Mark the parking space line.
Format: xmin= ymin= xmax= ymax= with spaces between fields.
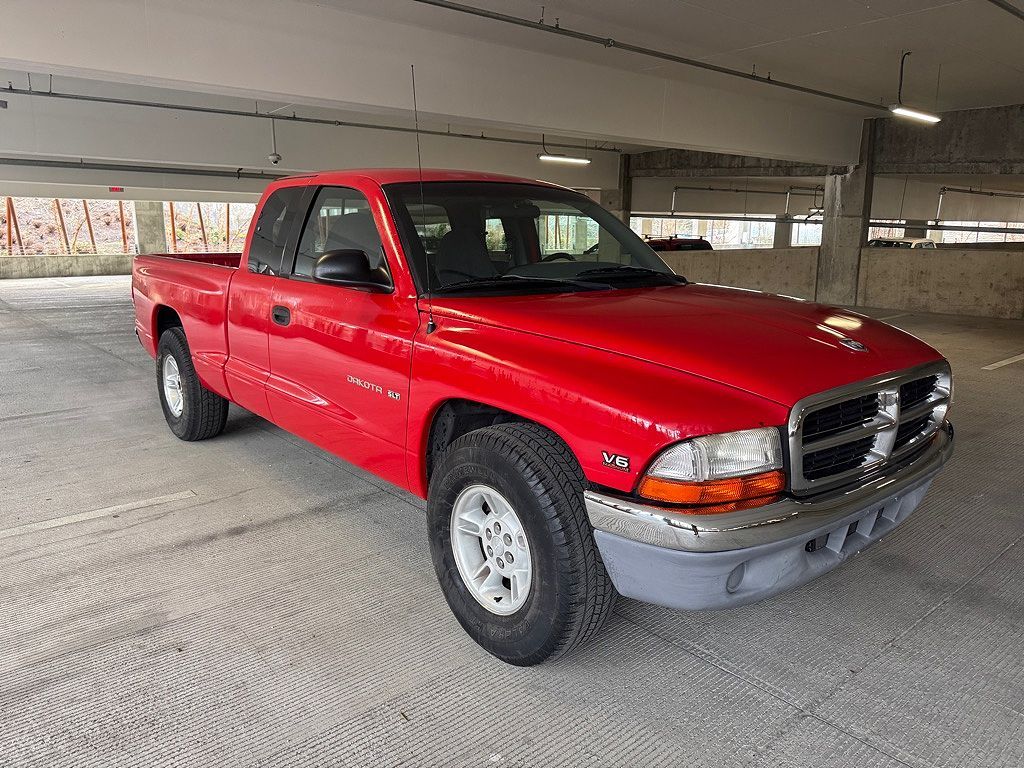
xmin=0 ymin=490 xmax=196 ymax=540
xmin=876 ymin=312 xmax=912 ymax=321
xmin=982 ymin=352 xmax=1024 ymax=371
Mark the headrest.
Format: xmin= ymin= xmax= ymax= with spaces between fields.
xmin=325 ymin=210 xmax=380 ymax=257
xmin=434 ymin=228 xmax=496 ymax=280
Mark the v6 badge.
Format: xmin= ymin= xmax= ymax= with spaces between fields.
xmin=601 ymin=451 xmax=630 ymax=472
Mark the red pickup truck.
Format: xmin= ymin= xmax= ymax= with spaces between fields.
xmin=133 ymin=169 xmax=954 ymax=665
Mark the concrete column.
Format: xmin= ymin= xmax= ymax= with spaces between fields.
xmin=615 ymin=154 xmax=633 ymax=225
xmin=600 ymin=188 xmax=626 ymax=223
xmin=904 ymin=219 xmax=929 ymax=239
xmin=132 ymin=201 xmax=168 ymax=254
xmin=816 ymin=122 xmax=874 ymax=305
xmin=773 ymin=219 xmax=793 ymax=248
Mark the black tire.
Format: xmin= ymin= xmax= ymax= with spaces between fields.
xmin=428 ymin=422 xmax=616 ymax=665
xmin=156 ymin=327 xmax=229 ymax=441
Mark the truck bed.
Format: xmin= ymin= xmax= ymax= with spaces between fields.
xmin=132 ymin=252 xmax=243 ymax=397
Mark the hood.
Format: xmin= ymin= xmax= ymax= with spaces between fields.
xmin=431 ymin=284 xmax=942 ymax=407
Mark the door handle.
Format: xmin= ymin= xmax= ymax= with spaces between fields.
xmin=271 ymin=305 xmax=291 ymax=326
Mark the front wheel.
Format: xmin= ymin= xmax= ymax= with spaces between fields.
xmin=427 ymin=423 xmax=616 ymax=665
xmin=156 ymin=327 xmax=229 ymax=441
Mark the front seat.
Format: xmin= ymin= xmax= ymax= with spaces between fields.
xmin=325 ymin=210 xmax=384 ymax=267
xmin=434 ymin=228 xmax=497 ymax=284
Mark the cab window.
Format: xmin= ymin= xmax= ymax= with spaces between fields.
xmin=293 ymin=187 xmax=386 ymax=279
xmin=248 ymin=186 xmax=304 ymax=275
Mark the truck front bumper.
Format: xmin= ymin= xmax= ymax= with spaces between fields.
xmin=585 ymin=422 xmax=954 ymax=611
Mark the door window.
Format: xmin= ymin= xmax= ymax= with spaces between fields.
xmin=248 ymin=186 xmax=305 ymax=275
xmin=293 ymin=187 xmax=386 ymax=279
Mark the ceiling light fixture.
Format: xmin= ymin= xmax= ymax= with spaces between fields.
xmin=537 ymin=134 xmax=591 ymax=165
xmin=890 ymin=51 xmax=941 ymax=124
xmin=889 ymin=105 xmax=941 ymax=123
xmin=537 ymin=153 xmax=592 ymax=165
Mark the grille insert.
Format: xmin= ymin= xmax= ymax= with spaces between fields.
xmin=900 ymin=375 xmax=938 ymax=412
xmin=802 ymin=393 xmax=879 ymax=443
xmin=895 ymin=414 xmax=932 ymax=450
xmin=803 ymin=436 xmax=875 ymax=480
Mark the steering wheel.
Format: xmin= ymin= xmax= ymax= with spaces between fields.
xmin=540 ymin=252 xmax=577 ymax=263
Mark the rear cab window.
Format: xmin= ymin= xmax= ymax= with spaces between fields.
xmin=248 ymin=186 xmax=306 ymax=275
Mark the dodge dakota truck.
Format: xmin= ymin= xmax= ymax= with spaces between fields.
xmin=132 ymin=169 xmax=954 ymax=665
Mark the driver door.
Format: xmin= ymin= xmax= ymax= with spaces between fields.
xmin=265 ymin=186 xmax=418 ymax=488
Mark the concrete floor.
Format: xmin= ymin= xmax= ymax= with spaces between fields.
xmin=1 ymin=275 xmax=1022 ymax=768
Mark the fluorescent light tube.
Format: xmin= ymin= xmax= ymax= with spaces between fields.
xmin=889 ymin=105 xmax=941 ymax=123
xmin=537 ymin=153 xmax=591 ymax=165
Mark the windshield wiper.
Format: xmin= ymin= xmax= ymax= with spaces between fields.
xmin=576 ymin=265 xmax=687 ymax=284
xmin=429 ymin=274 xmax=607 ymax=295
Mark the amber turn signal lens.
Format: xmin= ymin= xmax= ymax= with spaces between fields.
xmin=637 ymin=470 xmax=786 ymax=508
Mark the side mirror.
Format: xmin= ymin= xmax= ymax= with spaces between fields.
xmin=312 ymin=249 xmax=392 ymax=292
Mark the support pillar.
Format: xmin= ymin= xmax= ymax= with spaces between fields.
xmin=904 ymin=219 xmax=929 ymax=239
xmin=773 ymin=219 xmax=793 ymax=248
xmin=133 ymin=200 xmax=168 ymax=254
xmin=614 ymin=153 xmax=630 ymax=225
xmin=816 ymin=122 xmax=874 ymax=305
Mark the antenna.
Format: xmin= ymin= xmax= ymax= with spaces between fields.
xmin=411 ymin=64 xmax=436 ymax=334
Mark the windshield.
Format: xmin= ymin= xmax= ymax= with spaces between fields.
xmin=385 ymin=181 xmax=680 ymax=295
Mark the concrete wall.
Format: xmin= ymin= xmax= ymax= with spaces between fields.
xmin=857 ymin=247 xmax=1024 ymax=319
xmin=0 ymin=254 xmax=133 ymax=279
xmin=631 ymin=177 xmax=823 ymax=216
xmin=660 ymin=247 xmax=819 ymax=300
xmin=659 ymin=245 xmax=1023 ymax=319
xmin=632 ymin=172 xmax=1024 ymax=224
xmin=872 ymin=176 xmax=1024 ymax=223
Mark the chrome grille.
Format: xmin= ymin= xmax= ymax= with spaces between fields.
xmin=789 ymin=362 xmax=951 ymax=494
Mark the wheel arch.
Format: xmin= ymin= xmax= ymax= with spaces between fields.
xmin=419 ymin=398 xmax=580 ymax=493
xmin=154 ymin=305 xmax=184 ymax=341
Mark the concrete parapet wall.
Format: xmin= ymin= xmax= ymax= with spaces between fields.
xmin=0 ymin=254 xmax=133 ymax=279
xmin=857 ymin=247 xmax=1024 ymax=319
xmin=661 ymin=247 xmax=819 ymax=300
xmin=664 ymin=246 xmax=1023 ymax=319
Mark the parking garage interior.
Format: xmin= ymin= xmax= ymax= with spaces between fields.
xmin=2 ymin=1 xmax=1023 ymax=766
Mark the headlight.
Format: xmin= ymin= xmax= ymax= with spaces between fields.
xmin=638 ymin=427 xmax=785 ymax=510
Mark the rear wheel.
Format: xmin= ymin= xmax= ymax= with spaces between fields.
xmin=156 ymin=327 xmax=229 ymax=441
xmin=428 ymin=423 xmax=616 ymax=665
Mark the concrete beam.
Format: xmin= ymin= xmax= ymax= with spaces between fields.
xmin=630 ymin=148 xmax=833 ymax=179
xmin=874 ymin=104 xmax=1024 ymax=175
xmin=0 ymin=0 xmax=866 ymax=164
xmin=0 ymin=84 xmax=619 ymax=195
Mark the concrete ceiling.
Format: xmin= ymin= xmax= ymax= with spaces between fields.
xmin=0 ymin=0 xmax=872 ymax=165
xmin=0 ymin=68 xmax=631 ymax=154
xmin=343 ymin=0 xmax=1024 ymax=112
